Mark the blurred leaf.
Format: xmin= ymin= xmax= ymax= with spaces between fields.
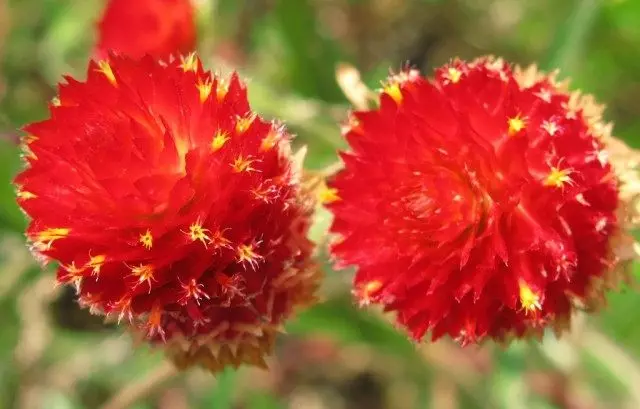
xmin=273 ymin=0 xmax=344 ymax=102
xmin=201 ymin=367 xmax=237 ymax=409
xmin=543 ymin=0 xmax=600 ymax=73
xmin=246 ymin=393 xmax=286 ymax=409
xmin=0 ymin=140 xmax=25 ymax=232
xmin=491 ymin=344 xmax=529 ymax=409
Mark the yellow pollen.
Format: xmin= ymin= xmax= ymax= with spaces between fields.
xmin=445 ymin=67 xmax=462 ymax=84
xmin=188 ymin=220 xmax=211 ymax=246
xmin=96 ymin=60 xmax=117 ymax=85
xmin=179 ymin=53 xmax=198 ymax=72
xmin=318 ymin=186 xmax=340 ymax=204
xmin=34 ymin=227 xmax=70 ymax=250
xmin=51 ymin=97 xmax=61 ymax=107
xmin=237 ymin=244 xmax=263 ymax=268
xmin=139 ymin=229 xmax=153 ymax=249
xmin=235 ymin=114 xmax=255 ymax=134
xmin=518 ymin=281 xmax=542 ymax=314
xmin=231 ymin=155 xmax=257 ymax=173
xmin=211 ymin=130 xmax=229 ymax=151
xmin=260 ymin=129 xmax=280 ymax=151
xmin=131 ymin=264 xmax=156 ymax=290
xmin=87 ymin=254 xmax=106 ymax=275
xmin=544 ymin=167 xmax=573 ymax=188
xmin=17 ymin=190 xmax=37 ymax=200
xmin=196 ymin=78 xmax=213 ymax=103
xmin=508 ymin=114 xmax=527 ymax=135
xmin=383 ymin=83 xmax=403 ymax=103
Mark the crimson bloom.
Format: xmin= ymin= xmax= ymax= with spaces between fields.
xmin=96 ymin=0 xmax=196 ymax=59
xmin=328 ymin=57 xmax=638 ymax=345
xmin=15 ymin=53 xmax=320 ymax=371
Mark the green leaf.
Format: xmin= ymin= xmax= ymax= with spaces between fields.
xmin=246 ymin=393 xmax=286 ymax=409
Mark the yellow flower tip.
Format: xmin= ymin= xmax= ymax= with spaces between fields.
xmin=231 ymin=155 xmax=258 ymax=173
xmin=507 ymin=114 xmax=527 ymax=135
xmin=318 ymin=185 xmax=340 ymax=205
xmin=260 ymin=129 xmax=280 ymax=152
xmin=356 ymin=280 xmax=383 ymax=306
xmin=197 ymin=78 xmax=213 ymax=103
xmin=445 ymin=67 xmax=462 ymax=84
xmin=51 ymin=97 xmax=61 ymax=107
xmin=179 ymin=52 xmax=199 ymax=73
xmin=131 ymin=264 xmax=156 ymax=291
xmin=188 ymin=220 xmax=212 ymax=247
xmin=518 ymin=281 xmax=542 ymax=315
xmin=236 ymin=244 xmax=263 ymax=269
xmin=383 ymin=83 xmax=403 ymax=104
xmin=96 ymin=60 xmax=117 ymax=86
xmin=235 ymin=114 xmax=256 ymax=134
xmin=87 ymin=254 xmax=106 ymax=275
xmin=17 ymin=189 xmax=37 ymax=200
xmin=33 ymin=227 xmax=70 ymax=250
xmin=211 ymin=130 xmax=229 ymax=152
xmin=544 ymin=167 xmax=574 ymax=188
xmin=216 ymin=78 xmax=229 ymax=102
xmin=139 ymin=229 xmax=153 ymax=249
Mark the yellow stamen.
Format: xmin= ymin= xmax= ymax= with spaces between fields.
xmin=96 ymin=60 xmax=117 ymax=85
xmin=260 ymin=129 xmax=280 ymax=151
xmin=139 ymin=229 xmax=153 ymax=249
xmin=51 ymin=97 xmax=61 ymax=107
xmin=197 ymin=78 xmax=213 ymax=103
xmin=211 ymin=130 xmax=229 ymax=151
xmin=445 ymin=67 xmax=462 ymax=84
xmin=216 ymin=78 xmax=229 ymax=102
xmin=33 ymin=227 xmax=70 ymax=250
xmin=17 ymin=190 xmax=37 ymax=200
xmin=87 ymin=254 xmax=106 ymax=276
xmin=383 ymin=83 xmax=402 ymax=103
xmin=508 ymin=114 xmax=527 ymax=135
xmin=235 ymin=114 xmax=256 ymax=134
xmin=318 ymin=185 xmax=340 ymax=204
xmin=131 ymin=264 xmax=155 ymax=291
xmin=237 ymin=244 xmax=263 ymax=269
xmin=544 ymin=167 xmax=573 ymax=188
xmin=357 ymin=280 xmax=383 ymax=306
xmin=179 ymin=53 xmax=198 ymax=73
xmin=231 ymin=155 xmax=257 ymax=173
xmin=188 ymin=220 xmax=211 ymax=247
xmin=518 ymin=281 xmax=542 ymax=315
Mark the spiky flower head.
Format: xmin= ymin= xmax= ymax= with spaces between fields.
xmin=96 ymin=0 xmax=196 ymax=59
xmin=328 ymin=57 xmax=639 ymax=345
xmin=15 ymin=53 xmax=321 ymax=372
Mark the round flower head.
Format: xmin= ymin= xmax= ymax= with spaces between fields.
xmin=15 ymin=53 xmax=321 ymax=371
xmin=96 ymin=0 xmax=196 ymax=59
xmin=328 ymin=57 xmax=639 ymax=345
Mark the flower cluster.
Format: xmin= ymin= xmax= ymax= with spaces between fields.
xmin=15 ymin=54 xmax=320 ymax=371
xmin=327 ymin=57 xmax=638 ymax=345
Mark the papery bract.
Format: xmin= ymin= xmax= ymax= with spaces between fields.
xmin=15 ymin=53 xmax=320 ymax=371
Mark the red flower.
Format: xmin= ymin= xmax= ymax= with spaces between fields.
xmin=328 ymin=57 xmax=629 ymax=345
xmin=96 ymin=0 xmax=196 ymax=59
xmin=15 ymin=53 xmax=320 ymax=371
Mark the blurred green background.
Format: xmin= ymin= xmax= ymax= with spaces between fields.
xmin=1 ymin=0 xmax=640 ymax=408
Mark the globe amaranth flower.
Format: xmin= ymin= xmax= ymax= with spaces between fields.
xmin=15 ymin=53 xmax=321 ymax=372
xmin=96 ymin=0 xmax=196 ymax=59
xmin=327 ymin=57 xmax=639 ymax=345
